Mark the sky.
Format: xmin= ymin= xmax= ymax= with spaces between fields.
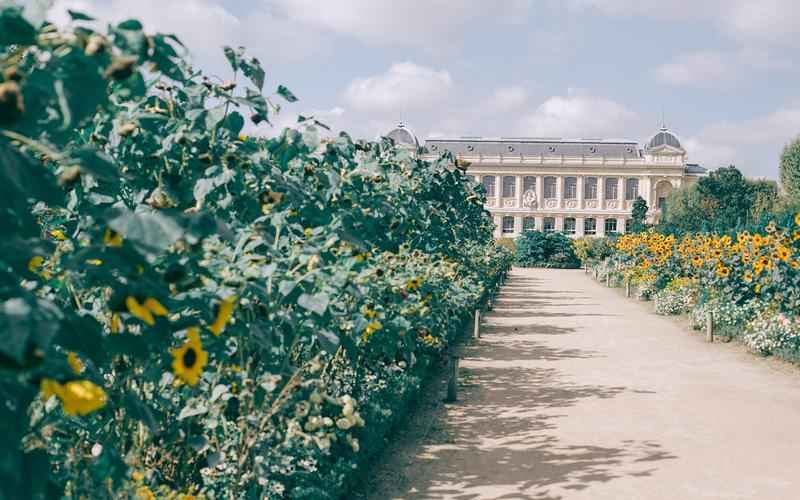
xmin=38 ymin=0 xmax=800 ymax=179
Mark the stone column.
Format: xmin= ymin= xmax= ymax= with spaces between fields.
xmin=618 ymin=217 xmax=626 ymax=234
xmin=555 ymin=215 xmax=564 ymax=232
xmin=515 ymin=176 xmax=523 ymax=208
xmin=513 ymin=215 xmax=522 ymax=235
xmin=493 ymin=214 xmax=502 ymax=238
xmin=536 ymin=176 xmax=544 ymax=209
xmin=598 ymin=175 xmax=605 ymax=209
xmin=535 ymin=215 xmax=544 ymax=232
xmin=618 ymin=177 xmax=625 ymax=208
xmin=576 ymin=216 xmax=585 ymax=237
xmin=556 ymin=176 xmax=563 ymax=209
xmin=597 ymin=217 xmax=606 ymax=237
xmin=494 ymin=175 xmax=502 ymax=208
xmin=576 ymin=175 xmax=584 ymax=209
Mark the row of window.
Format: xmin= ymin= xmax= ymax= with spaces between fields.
xmin=501 ymin=216 xmax=622 ymax=235
xmin=472 ymin=175 xmax=640 ymax=201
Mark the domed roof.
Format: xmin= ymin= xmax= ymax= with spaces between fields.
xmin=646 ymin=126 xmax=684 ymax=152
xmin=385 ymin=122 xmax=419 ymax=148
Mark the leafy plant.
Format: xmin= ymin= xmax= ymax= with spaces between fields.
xmin=515 ymin=231 xmax=580 ymax=269
xmin=0 ymin=4 xmax=511 ymax=498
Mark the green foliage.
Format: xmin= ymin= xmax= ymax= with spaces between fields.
xmin=780 ymin=136 xmax=800 ymax=200
xmin=573 ymin=236 xmax=617 ymax=264
xmin=495 ymin=237 xmax=516 ymax=254
xmin=515 ymin=231 xmax=580 ymax=268
xmin=630 ymin=196 xmax=648 ymax=232
xmin=660 ymin=166 xmax=779 ymax=234
xmin=0 ymin=5 xmax=511 ymax=498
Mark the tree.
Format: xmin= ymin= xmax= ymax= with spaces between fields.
xmin=662 ymin=184 xmax=705 ymax=231
xmin=696 ymin=166 xmax=752 ymax=228
xmin=780 ymin=136 xmax=800 ymax=200
xmin=630 ymin=196 xmax=648 ymax=232
xmin=749 ymin=179 xmax=779 ymax=223
xmin=515 ymin=231 xmax=580 ymax=268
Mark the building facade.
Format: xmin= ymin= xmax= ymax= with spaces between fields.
xmin=388 ymin=124 xmax=707 ymax=238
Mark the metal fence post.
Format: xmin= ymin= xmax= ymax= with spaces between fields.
xmin=625 ymin=280 xmax=631 ymax=297
xmin=473 ymin=309 xmax=480 ymax=339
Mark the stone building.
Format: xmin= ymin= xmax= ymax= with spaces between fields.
xmin=387 ymin=123 xmax=707 ymax=238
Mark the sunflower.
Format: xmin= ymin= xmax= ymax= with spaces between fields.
xmin=777 ymin=247 xmax=791 ymax=262
xmin=209 ymin=296 xmax=236 ymax=336
xmin=171 ymin=327 xmax=208 ymax=386
xmin=405 ymin=277 xmax=422 ymax=291
xmin=41 ymin=379 xmax=108 ymax=416
xmin=50 ymin=229 xmax=67 ymax=241
xmin=795 ymin=212 xmax=800 ymax=226
xmin=103 ymin=228 xmax=123 ymax=247
xmin=715 ymin=266 xmax=730 ymax=279
xmin=67 ymin=352 xmax=84 ymax=374
xmin=126 ymin=297 xmax=155 ymax=326
xmin=362 ymin=321 xmax=383 ymax=341
xmin=792 ymin=261 xmax=800 ymax=271
xmin=691 ymin=255 xmax=703 ymax=268
xmin=752 ymin=234 xmax=763 ymax=246
xmin=743 ymin=270 xmax=753 ymax=283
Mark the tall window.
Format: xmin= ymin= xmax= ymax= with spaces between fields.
xmin=502 ymin=216 xmax=515 ymax=234
xmin=564 ymin=217 xmax=576 ymax=234
xmin=584 ymin=177 xmax=598 ymax=199
xmin=523 ymin=176 xmax=536 ymax=193
xmin=625 ymin=178 xmax=639 ymax=200
xmin=543 ymin=217 xmax=555 ymax=232
xmin=605 ymin=218 xmax=618 ymax=234
xmin=564 ymin=177 xmax=577 ymax=199
xmin=502 ymin=176 xmax=516 ymax=197
xmin=482 ymin=176 xmax=496 ymax=197
xmin=544 ymin=176 xmax=557 ymax=199
xmin=604 ymin=178 xmax=618 ymax=200
xmin=584 ymin=218 xmax=596 ymax=235
xmin=523 ymin=216 xmax=536 ymax=231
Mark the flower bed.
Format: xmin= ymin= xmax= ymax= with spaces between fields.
xmin=577 ymin=214 xmax=800 ymax=359
xmin=0 ymin=8 xmax=512 ymax=499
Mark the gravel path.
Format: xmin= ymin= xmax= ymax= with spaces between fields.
xmin=357 ymin=267 xmax=800 ymax=500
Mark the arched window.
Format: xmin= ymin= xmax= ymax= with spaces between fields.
xmin=523 ymin=176 xmax=536 ymax=193
xmin=564 ymin=217 xmax=576 ymax=234
xmin=584 ymin=218 xmax=597 ymax=235
xmin=502 ymin=176 xmax=516 ymax=197
xmin=482 ymin=176 xmax=496 ymax=197
xmin=584 ymin=177 xmax=598 ymax=199
xmin=523 ymin=216 xmax=536 ymax=231
xmin=543 ymin=217 xmax=555 ymax=232
xmin=625 ymin=178 xmax=639 ymax=200
xmin=564 ymin=177 xmax=577 ymax=199
xmin=604 ymin=178 xmax=618 ymax=200
xmin=544 ymin=176 xmax=557 ymax=199
xmin=502 ymin=216 xmax=515 ymax=233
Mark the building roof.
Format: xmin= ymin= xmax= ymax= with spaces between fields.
xmin=685 ymin=163 xmax=707 ymax=174
xmin=646 ymin=127 xmax=684 ymax=152
xmin=385 ymin=122 xmax=419 ymax=148
xmin=423 ymin=137 xmax=642 ymax=159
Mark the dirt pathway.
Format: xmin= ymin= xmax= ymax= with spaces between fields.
xmin=355 ymin=267 xmax=800 ymax=500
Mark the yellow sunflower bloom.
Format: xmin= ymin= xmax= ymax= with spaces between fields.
xmin=208 ymin=296 xmax=236 ymax=336
xmin=362 ymin=321 xmax=383 ymax=341
xmin=50 ymin=229 xmax=67 ymax=241
xmin=126 ymin=296 xmax=155 ymax=326
xmin=405 ymin=277 xmax=422 ymax=291
xmin=28 ymin=255 xmax=45 ymax=273
xmin=795 ymin=212 xmax=800 ymax=226
xmin=103 ymin=228 xmax=123 ymax=247
xmin=67 ymin=352 xmax=84 ymax=374
xmin=143 ymin=297 xmax=168 ymax=317
xmin=41 ymin=379 xmax=107 ymax=416
xmin=791 ymin=261 xmax=800 ymax=271
xmin=743 ymin=271 xmax=753 ymax=283
xmin=171 ymin=327 xmax=208 ymax=386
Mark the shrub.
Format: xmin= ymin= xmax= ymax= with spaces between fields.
xmin=653 ymin=278 xmax=696 ymax=315
xmin=0 ymin=7 xmax=512 ymax=499
xmin=743 ymin=308 xmax=800 ymax=355
xmin=496 ymin=237 xmax=516 ymax=255
xmin=515 ymin=231 xmax=580 ymax=268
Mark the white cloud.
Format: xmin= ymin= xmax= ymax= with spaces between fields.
xmin=269 ymin=0 xmax=531 ymax=47
xmin=568 ymin=0 xmax=800 ymax=46
xmin=685 ymin=106 xmax=800 ymax=176
xmin=517 ymin=90 xmax=639 ymax=139
xmin=343 ymin=62 xmax=453 ymax=114
xmin=655 ymin=51 xmax=731 ymax=88
xmin=484 ymin=85 xmax=529 ymax=112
